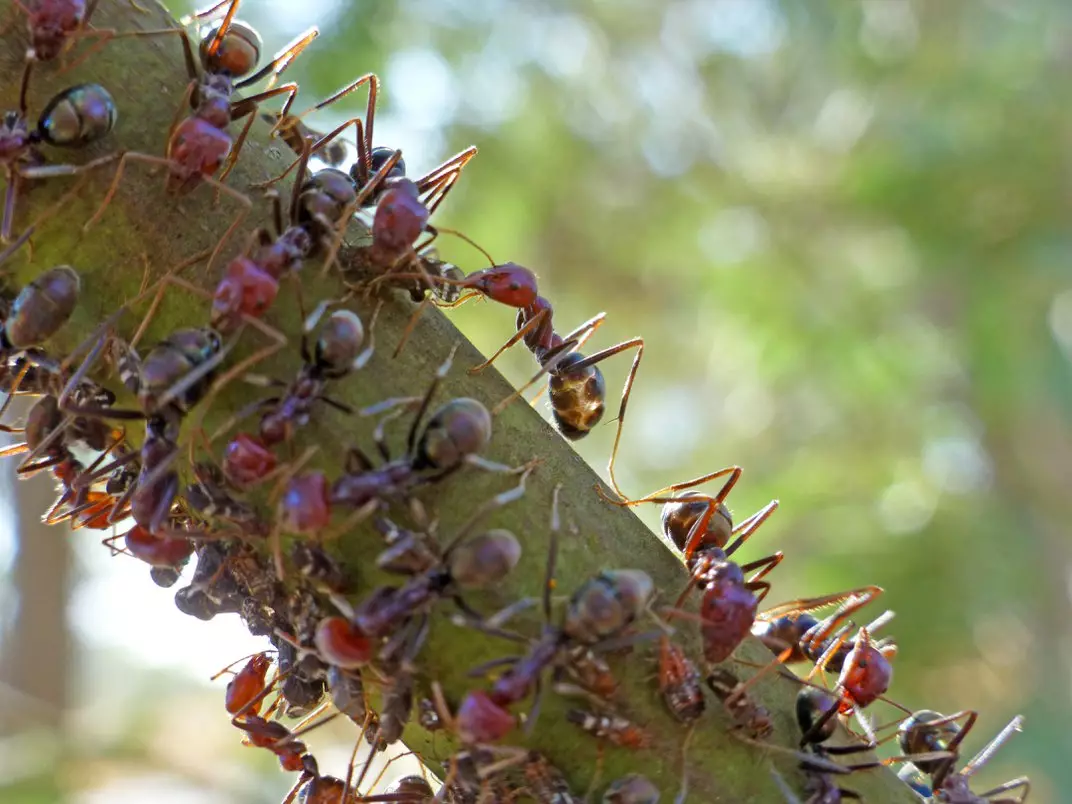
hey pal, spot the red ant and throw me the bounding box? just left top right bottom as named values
left=897, top=709, right=1029, bottom=803
left=597, top=467, right=782, bottom=665
left=83, top=0, right=319, bottom=265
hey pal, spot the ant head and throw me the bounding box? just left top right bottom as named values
left=199, top=19, right=262, bottom=78
left=447, top=529, right=522, bottom=589
left=838, top=632, right=893, bottom=709
left=414, top=397, right=492, bottom=471
left=465, top=262, right=539, bottom=309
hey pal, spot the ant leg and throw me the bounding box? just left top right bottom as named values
left=280, top=72, right=378, bottom=162
left=741, top=551, right=783, bottom=586
left=182, top=0, right=238, bottom=25
left=560, top=336, right=644, bottom=498
left=721, top=499, right=780, bottom=559
left=596, top=464, right=742, bottom=511
left=975, top=777, right=1031, bottom=803
left=107, top=28, right=200, bottom=83
left=319, top=149, right=405, bottom=276
left=414, top=146, right=478, bottom=212
left=221, top=83, right=303, bottom=183
left=403, top=342, right=459, bottom=456
left=1, top=172, right=19, bottom=244
left=82, top=153, right=252, bottom=272
left=0, top=362, right=32, bottom=434
left=957, top=715, right=1023, bottom=782
left=722, top=647, right=794, bottom=710
left=129, top=247, right=214, bottom=348
left=468, top=308, right=550, bottom=375
left=235, top=27, right=319, bottom=90
left=256, top=117, right=361, bottom=190
left=53, top=25, right=120, bottom=77
left=489, top=313, right=610, bottom=416
left=440, top=464, right=535, bottom=555
left=800, top=587, right=885, bottom=660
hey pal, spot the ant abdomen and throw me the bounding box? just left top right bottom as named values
left=548, top=351, right=606, bottom=439
left=36, top=84, right=116, bottom=148
left=4, top=264, right=80, bottom=348
left=414, top=397, right=492, bottom=471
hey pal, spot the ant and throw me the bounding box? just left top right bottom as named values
left=765, top=687, right=950, bottom=804
left=339, top=469, right=529, bottom=663
left=57, top=319, right=232, bottom=534
left=793, top=619, right=898, bottom=747
left=597, top=467, right=781, bottom=665
left=83, top=0, right=319, bottom=263
left=274, top=344, right=530, bottom=570
left=1, top=60, right=118, bottom=240
left=457, top=486, right=655, bottom=738
left=207, top=141, right=400, bottom=334
left=56, top=257, right=287, bottom=534
left=897, top=709, right=1030, bottom=803
left=753, top=585, right=897, bottom=678
left=213, top=299, right=379, bottom=489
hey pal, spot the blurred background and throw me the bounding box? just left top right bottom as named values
left=2, top=0, right=1069, bottom=801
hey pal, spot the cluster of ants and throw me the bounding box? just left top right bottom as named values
left=0, top=0, right=1034, bottom=802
